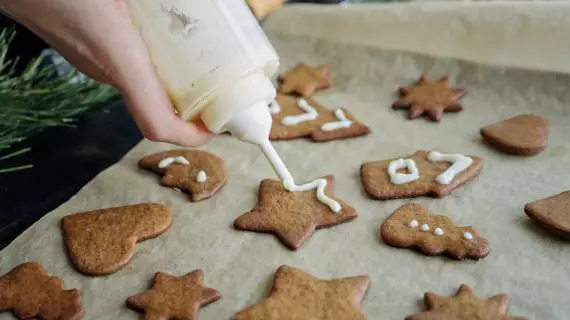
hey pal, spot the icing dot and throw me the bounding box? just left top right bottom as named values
left=196, top=170, right=207, bottom=183
left=433, top=227, right=444, bottom=236
left=463, top=232, right=473, bottom=240
left=408, top=220, right=419, bottom=228
left=420, top=224, right=430, bottom=232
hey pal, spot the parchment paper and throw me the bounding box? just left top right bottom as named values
left=2, top=3, right=570, bottom=319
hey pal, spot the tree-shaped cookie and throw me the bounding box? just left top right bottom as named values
left=0, top=262, right=84, bottom=320
left=381, top=203, right=490, bottom=260
left=361, top=150, right=483, bottom=200
left=278, top=63, right=331, bottom=97
left=393, top=75, right=467, bottom=122
left=62, top=203, right=172, bottom=276
left=481, top=114, right=550, bottom=155
left=139, top=149, right=227, bottom=202
left=269, top=94, right=370, bottom=141
left=232, top=265, right=370, bottom=320
left=127, top=269, right=221, bottom=320
left=406, top=284, right=528, bottom=320
left=234, top=175, right=357, bottom=250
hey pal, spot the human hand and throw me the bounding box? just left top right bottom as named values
left=1, top=0, right=212, bottom=147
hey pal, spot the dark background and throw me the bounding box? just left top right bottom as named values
left=0, top=1, right=343, bottom=249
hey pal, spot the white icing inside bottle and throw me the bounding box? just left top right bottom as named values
left=281, top=99, right=318, bottom=126
left=158, top=156, right=190, bottom=169
left=268, top=100, right=281, bottom=114
left=321, top=109, right=353, bottom=132
left=259, top=140, right=342, bottom=213
left=427, top=151, right=474, bottom=185
left=387, top=158, right=420, bottom=185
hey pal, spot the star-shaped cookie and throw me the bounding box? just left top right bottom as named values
left=139, top=149, right=227, bottom=202
left=269, top=94, right=370, bottom=141
left=127, top=270, right=221, bottom=320
left=232, top=265, right=370, bottom=320
left=393, top=75, right=467, bottom=122
left=234, top=175, right=357, bottom=250
left=278, top=63, right=331, bottom=97
left=406, top=284, right=528, bottom=320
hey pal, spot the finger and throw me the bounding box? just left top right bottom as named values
left=99, top=15, right=212, bottom=146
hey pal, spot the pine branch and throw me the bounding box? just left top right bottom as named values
left=0, top=28, right=118, bottom=173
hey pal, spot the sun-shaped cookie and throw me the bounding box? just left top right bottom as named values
left=393, top=75, right=467, bottom=122
left=406, top=284, right=528, bottom=320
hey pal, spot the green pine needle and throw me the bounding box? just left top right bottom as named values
left=0, top=28, right=118, bottom=173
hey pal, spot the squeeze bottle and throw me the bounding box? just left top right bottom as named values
left=126, top=0, right=294, bottom=181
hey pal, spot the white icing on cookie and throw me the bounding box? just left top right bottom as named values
left=408, top=220, right=419, bottom=228
left=427, top=151, right=474, bottom=185
left=434, top=227, right=444, bottom=236
left=321, top=109, right=353, bottom=132
left=158, top=156, right=190, bottom=169
left=281, top=99, right=318, bottom=126
left=283, top=178, right=342, bottom=214
left=463, top=232, right=473, bottom=240
left=388, top=159, right=420, bottom=185
left=259, top=139, right=341, bottom=214
left=420, top=224, right=430, bottom=232
left=268, top=100, right=281, bottom=114
left=196, top=170, right=207, bottom=183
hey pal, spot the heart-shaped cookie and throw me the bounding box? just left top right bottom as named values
left=480, top=114, right=549, bottom=155
left=62, top=203, right=172, bottom=276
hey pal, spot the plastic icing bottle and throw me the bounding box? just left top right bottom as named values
left=125, top=0, right=279, bottom=144
left=126, top=1, right=343, bottom=213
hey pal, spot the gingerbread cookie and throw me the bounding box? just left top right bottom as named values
left=406, top=284, right=528, bottom=320
left=393, top=75, right=467, bottom=121
left=139, top=149, right=227, bottom=202
left=127, top=269, right=221, bottom=320
left=278, top=63, right=331, bottom=97
left=381, top=203, right=490, bottom=259
left=524, top=191, right=570, bottom=239
left=269, top=94, right=370, bottom=141
left=234, top=175, right=357, bottom=250
left=481, top=114, right=549, bottom=155
left=62, top=203, right=172, bottom=276
left=361, top=150, right=483, bottom=200
left=0, top=262, right=84, bottom=320
left=232, top=265, right=370, bottom=320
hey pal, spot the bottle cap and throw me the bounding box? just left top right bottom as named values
left=200, top=73, right=275, bottom=144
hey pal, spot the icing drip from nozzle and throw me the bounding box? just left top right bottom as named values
left=259, top=140, right=342, bottom=213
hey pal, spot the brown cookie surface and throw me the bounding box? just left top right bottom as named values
left=381, top=203, right=490, bottom=259
left=138, top=149, right=227, bottom=202
left=361, top=150, right=483, bottom=200
left=393, top=75, right=467, bottom=122
left=127, top=269, right=221, bottom=320
left=278, top=63, right=331, bottom=97
left=480, top=114, right=549, bottom=155
left=525, top=191, right=570, bottom=239
left=269, top=94, right=370, bottom=141
left=406, top=284, right=528, bottom=320
left=0, top=262, right=84, bottom=320
left=62, top=203, right=172, bottom=276
left=234, top=175, right=357, bottom=250
left=232, top=265, right=370, bottom=320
